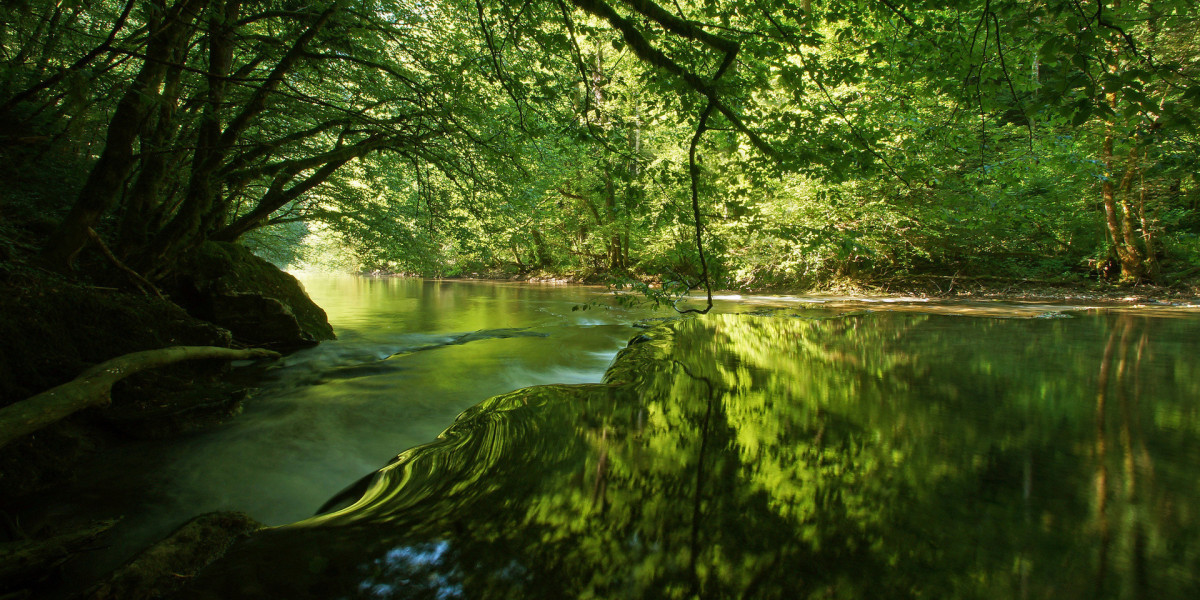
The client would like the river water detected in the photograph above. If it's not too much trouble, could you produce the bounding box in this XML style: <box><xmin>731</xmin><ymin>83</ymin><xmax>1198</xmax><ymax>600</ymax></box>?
<box><xmin>30</xmin><ymin>276</ymin><xmax>695</xmax><ymax>589</ymax></box>
<box><xmin>27</xmin><ymin>277</ymin><xmax>1200</xmax><ymax>597</ymax></box>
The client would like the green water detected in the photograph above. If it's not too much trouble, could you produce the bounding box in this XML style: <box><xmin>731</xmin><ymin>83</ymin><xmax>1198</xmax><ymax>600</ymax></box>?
<box><xmin>184</xmin><ymin>308</ymin><xmax>1200</xmax><ymax>599</ymax></box>
<box><xmin>26</xmin><ymin>277</ymin><xmax>669</xmax><ymax>592</ymax></box>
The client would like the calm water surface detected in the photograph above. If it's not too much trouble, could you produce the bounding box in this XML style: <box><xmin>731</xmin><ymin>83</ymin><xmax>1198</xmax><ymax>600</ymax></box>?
<box><xmin>182</xmin><ymin>289</ymin><xmax>1200</xmax><ymax>599</ymax></box>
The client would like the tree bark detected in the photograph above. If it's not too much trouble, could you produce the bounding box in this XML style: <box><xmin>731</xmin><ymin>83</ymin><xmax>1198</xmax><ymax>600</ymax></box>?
<box><xmin>145</xmin><ymin>3</ymin><xmax>337</xmax><ymax>265</ymax></box>
<box><xmin>39</xmin><ymin>0</ymin><xmax>206</xmax><ymax>271</ymax></box>
<box><xmin>0</xmin><ymin>346</ymin><xmax>279</xmax><ymax>450</ymax></box>
<box><xmin>1098</xmin><ymin>0</ymin><xmax>1148</xmax><ymax>282</ymax></box>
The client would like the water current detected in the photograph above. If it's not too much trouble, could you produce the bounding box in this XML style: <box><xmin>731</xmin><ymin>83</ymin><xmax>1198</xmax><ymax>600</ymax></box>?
<box><xmin>29</xmin><ymin>276</ymin><xmax>1200</xmax><ymax>598</ymax></box>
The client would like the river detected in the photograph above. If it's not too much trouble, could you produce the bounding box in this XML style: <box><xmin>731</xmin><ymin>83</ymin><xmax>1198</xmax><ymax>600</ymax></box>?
<box><xmin>30</xmin><ymin>276</ymin><xmax>708</xmax><ymax>589</ymax></box>
<box><xmin>27</xmin><ymin>276</ymin><xmax>1200</xmax><ymax>597</ymax></box>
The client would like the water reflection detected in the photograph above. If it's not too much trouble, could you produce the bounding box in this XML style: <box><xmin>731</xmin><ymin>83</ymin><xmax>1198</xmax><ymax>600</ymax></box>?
<box><xmin>16</xmin><ymin>277</ymin><xmax>666</xmax><ymax>594</ymax></box>
<box><xmin>185</xmin><ymin>312</ymin><xmax>1200</xmax><ymax>598</ymax></box>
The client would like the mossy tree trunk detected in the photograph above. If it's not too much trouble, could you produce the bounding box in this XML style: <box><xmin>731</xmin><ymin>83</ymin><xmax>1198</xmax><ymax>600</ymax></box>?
<box><xmin>39</xmin><ymin>0</ymin><xmax>205</xmax><ymax>272</ymax></box>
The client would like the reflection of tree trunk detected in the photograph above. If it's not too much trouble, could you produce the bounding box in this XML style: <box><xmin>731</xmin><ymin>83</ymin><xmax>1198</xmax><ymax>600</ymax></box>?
<box><xmin>1020</xmin><ymin>452</ymin><xmax>1032</xmax><ymax>600</ymax></box>
<box><xmin>1093</xmin><ymin>322</ymin><xmax>1116</xmax><ymax>596</ymax></box>
<box><xmin>1095</xmin><ymin>315</ymin><xmax>1153</xmax><ymax>598</ymax></box>
<box><xmin>590</xmin><ymin>427</ymin><xmax>609</xmax><ymax>513</ymax></box>
<box><xmin>691</xmin><ymin>374</ymin><xmax>705</xmax><ymax>595</ymax></box>
<box><xmin>678</xmin><ymin>360</ymin><xmax>716</xmax><ymax>597</ymax></box>
<box><xmin>1117</xmin><ymin>322</ymin><xmax>1150</xmax><ymax>599</ymax></box>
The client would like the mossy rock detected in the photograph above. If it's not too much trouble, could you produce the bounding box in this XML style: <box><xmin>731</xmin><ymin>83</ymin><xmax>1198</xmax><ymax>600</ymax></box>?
<box><xmin>0</xmin><ymin>271</ymin><xmax>236</xmax><ymax>497</ymax></box>
<box><xmin>0</xmin><ymin>273</ymin><xmax>232</xmax><ymax>404</ymax></box>
<box><xmin>85</xmin><ymin>511</ymin><xmax>264</xmax><ymax>600</ymax></box>
<box><xmin>172</xmin><ymin>242</ymin><xmax>334</xmax><ymax>348</ymax></box>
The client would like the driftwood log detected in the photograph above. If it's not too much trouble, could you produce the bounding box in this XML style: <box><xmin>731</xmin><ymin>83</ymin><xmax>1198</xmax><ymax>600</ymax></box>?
<box><xmin>0</xmin><ymin>346</ymin><xmax>280</xmax><ymax>450</ymax></box>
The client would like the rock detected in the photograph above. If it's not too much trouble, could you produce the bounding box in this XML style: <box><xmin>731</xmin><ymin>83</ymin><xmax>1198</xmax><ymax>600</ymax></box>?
<box><xmin>0</xmin><ymin>274</ymin><xmax>237</xmax><ymax>498</ymax></box>
<box><xmin>83</xmin><ymin>512</ymin><xmax>264</xmax><ymax>600</ymax></box>
<box><xmin>0</xmin><ymin>519</ymin><xmax>119</xmax><ymax>591</ymax></box>
<box><xmin>171</xmin><ymin>242</ymin><xmax>334</xmax><ymax>348</ymax></box>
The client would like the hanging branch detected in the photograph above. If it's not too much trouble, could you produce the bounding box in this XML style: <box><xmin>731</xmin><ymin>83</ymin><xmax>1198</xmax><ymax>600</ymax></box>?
<box><xmin>676</xmin><ymin>49</ymin><xmax>738</xmax><ymax>316</ymax></box>
<box><xmin>475</xmin><ymin>0</ymin><xmax>528</xmax><ymax>128</ymax></box>
<box><xmin>569</xmin><ymin>0</ymin><xmax>780</xmax><ymax>160</ymax></box>
<box><xmin>675</xmin><ymin>97</ymin><xmax>717</xmax><ymax>315</ymax></box>
<box><xmin>565</xmin><ymin>0</ymin><xmax>759</xmax><ymax>313</ymax></box>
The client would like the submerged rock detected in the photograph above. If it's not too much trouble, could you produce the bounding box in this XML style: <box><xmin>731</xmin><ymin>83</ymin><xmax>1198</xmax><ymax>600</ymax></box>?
<box><xmin>171</xmin><ymin>242</ymin><xmax>334</xmax><ymax>348</ymax></box>
<box><xmin>84</xmin><ymin>511</ymin><xmax>263</xmax><ymax>600</ymax></box>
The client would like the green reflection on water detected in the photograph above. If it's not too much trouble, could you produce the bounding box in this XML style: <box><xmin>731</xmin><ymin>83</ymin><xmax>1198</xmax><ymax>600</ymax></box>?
<box><xmin>188</xmin><ymin>312</ymin><xmax>1200</xmax><ymax>599</ymax></box>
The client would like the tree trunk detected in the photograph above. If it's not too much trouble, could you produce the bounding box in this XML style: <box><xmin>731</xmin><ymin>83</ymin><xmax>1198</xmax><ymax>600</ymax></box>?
<box><xmin>39</xmin><ymin>0</ymin><xmax>205</xmax><ymax>271</ymax></box>
<box><xmin>145</xmin><ymin>3</ymin><xmax>336</xmax><ymax>267</ymax></box>
<box><xmin>119</xmin><ymin>36</ymin><xmax>189</xmax><ymax>257</ymax></box>
<box><xmin>530</xmin><ymin>228</ymin><xmax>552</xmax><ymax>268</ymax></box>
<box><xmin>603</xmin><ymin>166</ymin><xmax>623</xmax><ymax>270</ymax></box>
<box><xmin>1098</xmin><ymin>0</ymin><xmax>1149</xmax><ymax>282</ymax></box>
<box><xmin>1100</xmin><ymin>133</ymin><xmax>1144</xmax><ymax>280</ymax></box>
<box><xmin>0</xmin><ymin>346</ymin><xmax>279</xmax><ymax>450</ymax></box>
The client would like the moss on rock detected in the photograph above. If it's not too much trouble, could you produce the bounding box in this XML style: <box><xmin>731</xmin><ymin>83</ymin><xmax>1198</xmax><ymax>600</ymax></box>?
<box><xmin>84</xmin><ymin>511</ymin><xmax>264</xmax><ymax>600</ymax></box>
<box><xmin>171</xmin><ymin>242</ymin><xmax>334</xmax><ymax>348</ymax></box>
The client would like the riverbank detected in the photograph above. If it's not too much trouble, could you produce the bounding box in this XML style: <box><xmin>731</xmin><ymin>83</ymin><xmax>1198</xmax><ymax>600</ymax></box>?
<box><xmin>0</xmin><ymin>241</ymin><xmax>337</xmax><ymax>597</ymax></box>
<box><xmin>360</xmin><ymin>267</ymin><xmax>1200</xmax><ymax>305</ymax></box>
<box><xmin>770</xmin><ymin>274</ymin><xmax>1200</xmax><ymax>303</ymax></box>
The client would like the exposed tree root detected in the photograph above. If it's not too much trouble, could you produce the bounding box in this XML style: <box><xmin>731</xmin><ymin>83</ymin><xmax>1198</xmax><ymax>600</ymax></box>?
<box><xmin>86</xmin><ymin>227</ymin><xmax>163</xmax><ymax>300</ymax></box>
<box><xmin>0</xmin><ymin>346</ymin><xmax>280</xmax><ymax>450</ymax></box>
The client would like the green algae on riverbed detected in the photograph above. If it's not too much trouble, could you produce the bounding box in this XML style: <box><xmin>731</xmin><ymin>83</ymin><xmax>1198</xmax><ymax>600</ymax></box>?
<box><xmin>183</xmin><ymin>312</ymin><xmax>1200</xmax><ymax>599</ymax></box>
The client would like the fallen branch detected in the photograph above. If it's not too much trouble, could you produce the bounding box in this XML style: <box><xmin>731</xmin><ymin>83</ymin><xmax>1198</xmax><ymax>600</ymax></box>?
<box><xmin>0</xmin><ymin>346</ymin><xmax>280</xmax><ymax>450</ymax></box>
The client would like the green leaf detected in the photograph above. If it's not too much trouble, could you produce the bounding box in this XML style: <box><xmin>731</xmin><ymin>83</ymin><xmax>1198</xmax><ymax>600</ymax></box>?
<box><xmin>1070</xmin><ymin>53</ymin><xmax>1090</xmax><ymax>72</ymax></box>
<box><xmin>1071</xmin><ymin>104</ymin><xmax>1092</xmax><ymax>126</ymax></box>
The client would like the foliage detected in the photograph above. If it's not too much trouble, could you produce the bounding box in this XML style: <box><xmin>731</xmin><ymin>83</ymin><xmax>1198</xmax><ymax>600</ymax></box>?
<box><xmin>1</xmin><ymin>0</ymin><xmax>1198</xmax><ymax>287</ymax></box>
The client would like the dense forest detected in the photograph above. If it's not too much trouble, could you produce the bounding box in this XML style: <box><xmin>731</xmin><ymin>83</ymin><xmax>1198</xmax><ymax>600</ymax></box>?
<box><xmin>2</xmin><ymin>0</ymin><xmax>1197</xmax><ymax>293</ymax></box>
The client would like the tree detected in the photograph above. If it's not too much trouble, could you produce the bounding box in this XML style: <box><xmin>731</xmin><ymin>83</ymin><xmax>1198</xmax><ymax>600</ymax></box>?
<box><xmin>5</xmin><ymin>0</ymin><xmax>1198</xmax><ymax>287</ymax></box>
